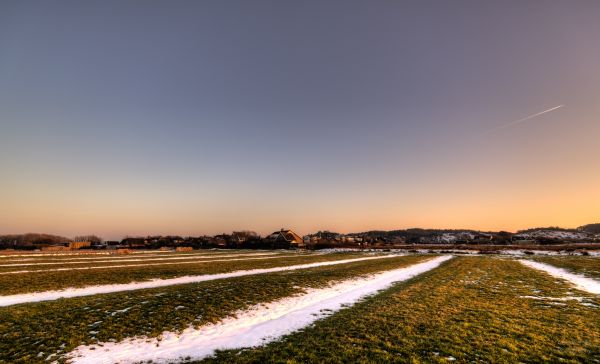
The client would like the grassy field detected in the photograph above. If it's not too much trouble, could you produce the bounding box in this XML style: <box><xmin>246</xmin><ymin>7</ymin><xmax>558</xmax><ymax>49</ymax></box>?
<box><xmin>529</xmin><ymin>255</ymin><xmax>600</xmax><ymax>279</ymax></box>
<box><xmin>0</xmin><ymin>254</ymin><xmax>428</xmax><ymax>363</ymax></box>
<box><xmin>0</xmin><ymin>251</ymin><xmax>374</xmax><ymax>294</ymax></box>
<box><xmin>0</xmin><ymin>252</ymin><xmax>287</xmax><ymax>272</ymax></box>
<box><xmin>200</xmin><ymin>256</ymin><xmax>600</xmax><ymax>363</ymax></box>
<box><xmin>0</xmin><ymin>251</ymin><xmax>598</xmax><ymax>363</ymax></box>
<box><xmin>0</xmin><ymin>249</ymin><xmax>270</xmax><ymax>263</ymax></box>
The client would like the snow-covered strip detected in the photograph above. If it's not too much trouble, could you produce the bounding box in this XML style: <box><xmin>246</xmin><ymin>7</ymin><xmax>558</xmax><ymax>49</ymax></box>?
<box><xmin>0</xmin><ymin>254</ymin><xmax>300</xmax><ymax>275</ymax></box>
<box><xmin>0</xmin><ymin>252</ymin><xmax>235</xmax><ymax>262</ymax></box>
<box><xmin>0</xmin><ymin>252</ymin><xmax>281</xmax><ymax>266</ymax></box>
<box><xmin>0</xmin><ymin>255</ymin><xmax>406</xmax><ymax>306</ymax></box>
<box><xmin>0</xmin><ymin>250</ymin><xmax>276</xmax><ymax>262</ymax></box>
<box><xmin>0</xmin><ymin>249</ymin><xmax>251</xmax><ymax>258</ymax></box>
<box><xmin>0</xmin><ymin>250</ymin><xmax>171</xmax><ymax>258</ymax></box>
<box><xmin>500</xmin><ymin>250</ymin><xmax>563</xmax><ymax>256</ymax></box>
<box><xmin>65</xmin><ymin>255</ymin><xmax>452</xmax><ymax>364</ymax></box>
<box><xmin>519</xmin><ymin>295</ymin><xmax>588</xmax><ymax>302</ymax></box>
<box><xmin>0</xmin><ymin>252</ymin><xmax>113</xmax><ymax>258</ymax></box>
<box><xmin>519</xmin><ymin>260</ymin><xmax>600</xmax><ymax>294</ymax></box>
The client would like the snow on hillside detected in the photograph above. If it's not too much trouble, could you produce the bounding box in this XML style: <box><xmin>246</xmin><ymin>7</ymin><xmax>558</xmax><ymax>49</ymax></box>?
<box><xmin>514</xmin><ymin>229</ymin><xmax>594</xmax><ymax>241</ymax></box>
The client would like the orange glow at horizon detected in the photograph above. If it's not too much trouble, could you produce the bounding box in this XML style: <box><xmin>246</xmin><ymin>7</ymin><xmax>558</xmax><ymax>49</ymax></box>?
<box><xmin>2</xmin><ymin>1</ymin><xmax>600</xmax><ymax>240</ymax></box>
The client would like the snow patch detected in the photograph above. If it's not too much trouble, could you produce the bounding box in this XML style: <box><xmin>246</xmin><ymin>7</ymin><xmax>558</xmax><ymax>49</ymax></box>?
<box><xmin>110</xmin><ymin>307</ymin><xmax>132</xmax><ymax>316</ymax></box>
<box><xmin>65</xmin><ymin>256</ymin><xmax>453</xmax><ymax>364</ymax></box>
<box><xmin>519</xmin><ymin>295</ymin><xmax>587</xmax><ymax>302</ymax></box>
<box><xmin>0</xmin><ymin>254</ymin><xmax>298</xmax><ymax>275</ymax></box>
<box><xmin>0</xmin><ymin>252</ymin><xmax>281</xmax><ymax>267</ymax></box>
<box><xmin>0</xmin><ymin>255</ymin><xmax>403</xmax><ymax>307</ymax></box>
<box><xmin>519</xmin><ymin>260</ymin><xmax>600</xmax><ymax>294</ymax></box>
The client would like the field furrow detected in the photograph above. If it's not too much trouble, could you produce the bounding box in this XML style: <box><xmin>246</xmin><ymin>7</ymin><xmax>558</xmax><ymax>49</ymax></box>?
<box><xmin>0</xmin><ymin>252</ymin><xmax>282</xmax><ymax>266</ymax></box>
<box><xmin>0</xmin><ymin>254</ymin><xmax>298</xmax><ymax>275</ymax></box>
<box><xmin>195</xmin><ymin>256</ymin><xmax>600</xmax><ymax>363</ymax></box>
<box><xmin>527</xmin><ymin>256</ymin><xmax>600</xmax><ymax>280</ymax></box>
<box><xmin>519</xmin><ymin>259</ymin><xmax>600</xmax><ymax>294</ymax></box>
<box><xmin>0</xmin><ymin>255</ymin><xmax>405</xmax><ymax>306</ymax></box>
<box><xmin>0</xmin><ymin>255</ymin><xmax>431</xmax><ymax>363</ymax></box>
<box><xmin>0</xmin><ymin>252</ymin><xmax>369</xmax><ymax>295</ymax></box>
<box><xmin>65</xmin><ymin>256</ymin><xmax>452</xmax><ymax>364</ymax></box>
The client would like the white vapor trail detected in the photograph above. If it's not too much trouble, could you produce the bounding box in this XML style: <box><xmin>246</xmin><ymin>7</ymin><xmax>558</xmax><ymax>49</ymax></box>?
<box><xmin>487</xmin><ymin>105</ymin><xmax>564</xmax><ymax>133</ymax></box>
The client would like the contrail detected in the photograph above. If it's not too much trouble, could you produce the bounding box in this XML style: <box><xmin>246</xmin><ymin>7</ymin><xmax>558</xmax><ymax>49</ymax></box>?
<box><xmin>486</xmin><ymin>104</ymin><xmax>564</xmax><ymax>134</ymax></box>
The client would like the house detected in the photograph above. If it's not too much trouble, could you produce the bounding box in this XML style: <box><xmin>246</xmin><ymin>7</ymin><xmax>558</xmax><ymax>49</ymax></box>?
<box><xmin>213</xmin><ymin>234</ymin><xmax>230</xmax><ymax>248</ymax></box>
<box><xmin>266</xmin><ymin>229</ymin><xmax>305</xmax><ymax>249</ymax></box>
<box><xmin>231</xmin><ymin>233</ymin><xmax>247</xmax><ymax>244</ymax></box>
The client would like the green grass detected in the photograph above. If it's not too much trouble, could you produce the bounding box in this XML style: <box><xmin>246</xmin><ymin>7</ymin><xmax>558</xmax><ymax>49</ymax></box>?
<box><xmin>200</xmin><ymin>256</ymin><xmax>600</xmax><ymax>363</ymax></box>
<box><xmin>0</xmin><ymin>249</ymin><xmax>276</xmax><ymax>264</ymax></box>
<box><xmin>0</xmin><ymin>251</ymin><xmax>288</xmax><ymax>273</ymax></box>
<box><xmin>529</xmin><ymin>255</ymin><xmax>600</xmax><ymax>279</ymax></box>
<box><xmin>0</xmin><ymin>255</ymin><xmax>429</xmax><ymax>363</ymax></box>
<box><xmin>0</xmin><ymin>252</ymin><xmax>371</xmax><ymax>294</ymax></box>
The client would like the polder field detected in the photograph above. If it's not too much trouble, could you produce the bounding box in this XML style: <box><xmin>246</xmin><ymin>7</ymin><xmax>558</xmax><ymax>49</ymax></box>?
<box><xmin>0</xmin><ymin>249</ymin><xmax>598</xmax><ymax>363</ymax></box>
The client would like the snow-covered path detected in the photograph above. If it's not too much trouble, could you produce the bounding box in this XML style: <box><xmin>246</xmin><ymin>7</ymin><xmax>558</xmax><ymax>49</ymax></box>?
<box><xmin>65</xmin><ymin>255</ymin><xmax>453</xmax><ymax>364</ymax></box>
<box><xmin>519</xmin><ymin>260</ymin><xmax>600</xmax><ymax>294</ymax></box>
<box><xmin>0</xmin><ymin>252</ymin><xmax>281</xmax><ymax>266</ymax></box>
<box><xmin>0</xmin><ymin>255</ymin><xmax>405</xmax><ymax>307</ymax></box>
<box><xmin>0</xmin><ymin>254</ymin><xmax>299</xmax><ymax>275</ymax></box>
<box><xmin>0</xmin><ymin>250</ymin><xmax>176</xmax><ymax>258</ymax></box>
<box><xmin>0</xmin><ymin>251</ymin><xmax>263</xmax><ymax>261</ymax></box>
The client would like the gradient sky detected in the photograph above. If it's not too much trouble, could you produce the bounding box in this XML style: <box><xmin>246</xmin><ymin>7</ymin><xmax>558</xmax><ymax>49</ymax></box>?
<box><xmin>1</xmin><ymin>1</ymin><xmax>599</xmax><ymax>239</ymax></box>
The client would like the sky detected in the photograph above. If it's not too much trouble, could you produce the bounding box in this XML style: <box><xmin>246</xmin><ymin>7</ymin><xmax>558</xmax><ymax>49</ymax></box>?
<box><xmin>1</xmin><ymin>1</ymin><xmax>599</xmax><ymax>239</ymax></box>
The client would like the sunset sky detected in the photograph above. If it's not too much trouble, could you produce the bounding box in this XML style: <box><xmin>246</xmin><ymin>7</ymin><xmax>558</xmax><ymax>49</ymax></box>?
<box><xmin>1</xmin><ymin>1</ymin><xmax>599</xmax><ymax>239</ymax></box>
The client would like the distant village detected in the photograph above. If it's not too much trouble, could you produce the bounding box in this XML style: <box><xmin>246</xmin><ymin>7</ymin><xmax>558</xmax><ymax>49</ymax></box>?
<box><xmin>1</xmin><ymin>224</ymin><xmax>599</xmax><ymax>252</ymax></box>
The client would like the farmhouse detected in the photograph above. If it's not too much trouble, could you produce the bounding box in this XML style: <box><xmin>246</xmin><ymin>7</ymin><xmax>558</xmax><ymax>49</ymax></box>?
<box><xmin>266</xmin><ymin>229</ymin><xmax>305</xmax><ymax>249</ymax></box>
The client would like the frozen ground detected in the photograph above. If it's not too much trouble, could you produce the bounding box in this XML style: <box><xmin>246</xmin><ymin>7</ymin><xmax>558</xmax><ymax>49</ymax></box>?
<box><xmin>0</xmin><ymin>255</ymin><xmax>403</xmax><ymax>306</ymax></box>
<box><xmin>0</xmin><ymin>252</ymin><xmax>281</xmax><ymax>266</ymax></box>
<box><xmin>65</xmin><ymin>256</ymin><xmax>453</xmax><ymax>364</ymax></box>
<box><xmin>519</xmin><ymin>260</ymin><xmax>600</xmax><ymax>294</ymax></box>
<box><xmin>0</xmin><ymin>254</ymin><xmax>299</xmax><ymax>275</ymax></box>
<box><xmin>0</xmin><ymin>250</ymin><xmax>180</xmax><ymax>258</ymax></box>
<box><xmin>0</xmin><ymin>251</ymin><xmax>280</xmax><ymax>263</ymax></box>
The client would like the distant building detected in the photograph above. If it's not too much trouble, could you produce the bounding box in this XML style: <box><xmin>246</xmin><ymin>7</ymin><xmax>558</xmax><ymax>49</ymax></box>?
<box><xmin>266</xmin><ymin>229</ymin><xmax>305</xmax><ymax>248</ymax></box>
<box><xmin>213</xmin><ymin>234</ymin><xmax>230</xmax><ymax>248</ymax></box>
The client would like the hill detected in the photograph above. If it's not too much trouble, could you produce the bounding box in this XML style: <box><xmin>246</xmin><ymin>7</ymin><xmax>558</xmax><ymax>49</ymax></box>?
<box><xmin>0</xmin><ymin>233</ymin><xmax>72</xmax><ymax>249</ymax></box>
<box><xmin>579</xmin><ymin>223</ymin><xmax>600</xmax><ymax>234</ymax></box>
